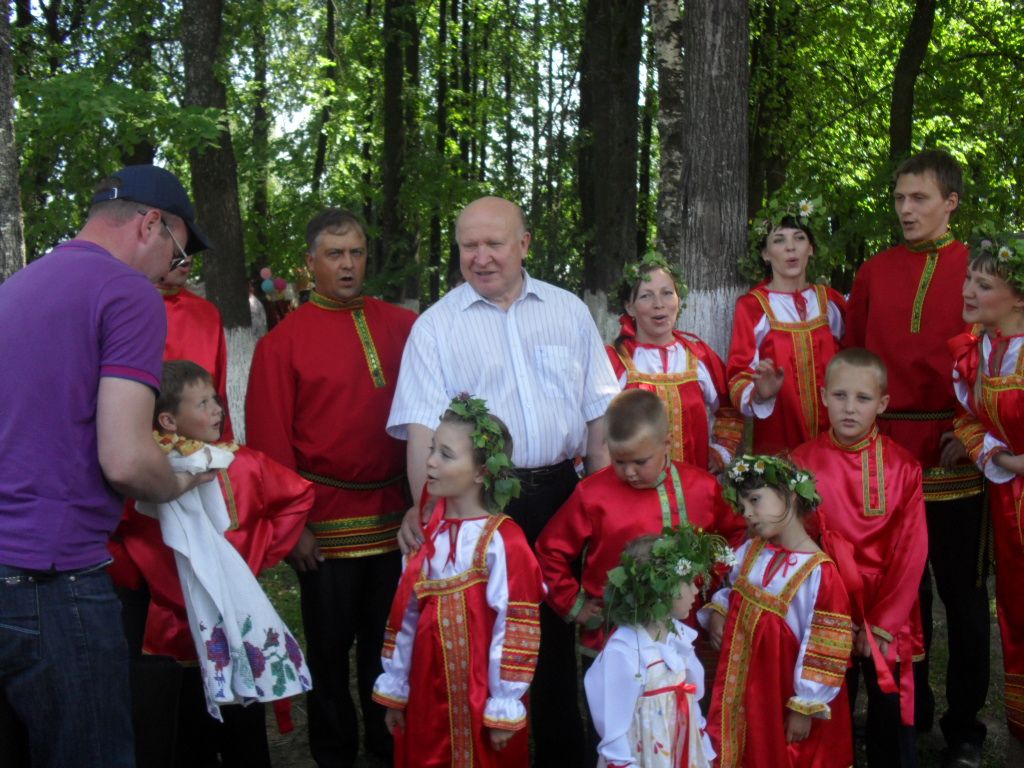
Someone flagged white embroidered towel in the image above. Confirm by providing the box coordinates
[138,444,313,720]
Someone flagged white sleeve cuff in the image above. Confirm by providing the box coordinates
[483,697,527,730]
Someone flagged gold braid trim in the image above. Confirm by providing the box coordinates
[299,469,406,491]
[353,309,387,388]
[910,252,939,334]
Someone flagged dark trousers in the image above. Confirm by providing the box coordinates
[175,667,271,768]
[848,658,918,768]
[506,460,586,768]
[300,551,401,768]
[915,494,990,749]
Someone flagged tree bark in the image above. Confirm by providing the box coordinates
[181,0,250,328]
[251,0,270,265]
[381,0,417,301]
[578,0,646,305]
[648,0,684,269]
[312,0,336,197]
[677,0,749,354]
[428,0,449,303]
[636,32,654,261]
[890,0,937,160]
[0,2,25,282]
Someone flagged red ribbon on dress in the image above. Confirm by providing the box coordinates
[792,290,808,321]
[642,677,698,763]
[762,543,800,587]
[386,492,447,633]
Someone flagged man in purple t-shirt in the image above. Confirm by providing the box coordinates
[0,165,215,767]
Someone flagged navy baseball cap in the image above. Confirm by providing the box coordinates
[91,165,213,254]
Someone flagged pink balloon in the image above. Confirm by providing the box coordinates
[259,267,272,280]
[273,277,287,291]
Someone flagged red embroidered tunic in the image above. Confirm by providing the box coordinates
[245,293,416,558]
[951,330,1024,737]
[845,234,983,501]
[373,513,544,768]
[609,318,743,469]
[791,428,928,722]
[534,462,746,652]
[115,444,313,660]
[727,283,845,455]
[161,286,233,440]
[702,538,854,768]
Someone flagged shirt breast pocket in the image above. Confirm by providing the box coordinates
[533,345,579,399]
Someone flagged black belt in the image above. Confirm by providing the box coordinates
[511,459,576,483]
[0,559,112,586]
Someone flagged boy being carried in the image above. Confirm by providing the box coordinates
[791,348,928,768]
[535,389,746,654]
[114,360,314,767]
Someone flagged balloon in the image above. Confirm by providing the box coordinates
[259,267,272,280]
[261,278,274,293]
[273,277,287,291]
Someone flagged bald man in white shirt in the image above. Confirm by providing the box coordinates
[388,196,618,767]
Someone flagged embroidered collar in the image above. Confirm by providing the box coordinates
[154,431,239,456]
[828,425,879,453]
[906,229,954,253]
[310,291,364,311]
[159,287,183,297]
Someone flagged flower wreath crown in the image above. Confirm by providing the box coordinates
[445,394,521,512]
[970,231,1024,295]
[618,251,689,309]
[743,190,829,283]
[720,454,821,512]
[603,524,736,628]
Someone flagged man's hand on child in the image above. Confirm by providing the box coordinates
[938,431,969,468]
[574,598,603,627]
[172,469,217,498]
[488,727,514,751]
[384,708,405,735]
[397,505,424,555]
[785,710,812,743]
[708,611,726,650]
[286,527,323,573]
[751,359,785,403]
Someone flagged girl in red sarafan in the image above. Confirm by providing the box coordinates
[950,234,1024,761]
[700,455,854,768]
[372,395,544,767]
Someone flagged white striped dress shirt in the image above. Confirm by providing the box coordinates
[387,271,619,468]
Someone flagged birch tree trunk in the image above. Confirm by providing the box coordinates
[676,0,749,355]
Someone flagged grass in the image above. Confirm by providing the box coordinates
[260,565,1010,767]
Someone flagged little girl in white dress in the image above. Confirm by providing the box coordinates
[584,525,733,767]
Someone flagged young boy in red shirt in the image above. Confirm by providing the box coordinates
[536,388,746,655]
[111,360,313,767]
[791,348,927,767]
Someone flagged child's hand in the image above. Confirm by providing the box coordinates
[751,359,785,403]
[384,708,405,735]
[708,450,725,474]
[785,710,812,743]
[854,627,888,658]
[708,611,726,650]
[488,727,514,751]
[574,598,604,627]
[994,452,1024,477]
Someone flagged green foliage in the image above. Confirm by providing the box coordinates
[9,0,1022,303]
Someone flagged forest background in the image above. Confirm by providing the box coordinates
[0,0,1022,356]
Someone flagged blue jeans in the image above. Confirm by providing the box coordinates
[0,562,134,767]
